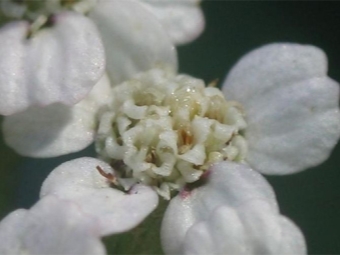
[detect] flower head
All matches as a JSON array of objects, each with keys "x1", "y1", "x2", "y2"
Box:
[
  {"x1": 95, "y1": 69, "x2": 247, "y2": 198},
  {"x1": 2, "y1": 43, "x2": 339, "y2": 254},
  {"x1": 5, "y1": 43, "x2": 339, "y2": 176}
]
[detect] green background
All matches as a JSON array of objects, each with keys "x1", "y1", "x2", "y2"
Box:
[{"x1": 1, "y1": 1, "x2": 340, "y2": 254}]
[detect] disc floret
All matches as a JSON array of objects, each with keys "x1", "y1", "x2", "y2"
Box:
[{"x1": 96, "y1": 69, "x2": 248, "y2": 199}]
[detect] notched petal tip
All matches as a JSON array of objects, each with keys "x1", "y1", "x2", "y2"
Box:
[
  {"x1": 40, "y1": 157, "x2": 159, "y2": 236},
  {"x1": 161, "y1": 161, "x2": 279, "y2": 255},
  {"x1": 222, "y1": 43, "x2": 340, "y2": 175},
  {"x1": 222, "y1": 43, "x2": 328, "y2": 105},
  {"x1": 0, "y1": 12, "x2": 105, "y2": 116},
  {"x1": 245, "y1": 77, "x2": 340, "y2": 175},
  {"x1": 0, "y1": 196, "x2": 106, "y2": 255},
  {"x1": 182, "y1": 201, "x2": 306, "y2": 255}
]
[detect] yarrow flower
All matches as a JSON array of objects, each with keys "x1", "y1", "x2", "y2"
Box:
[
  {"x1": 1, "y1": 43, "x2": 339, "y2": 254},
  {"x1": 0, "y1": 0, "x2": 204, "y2": 115}
]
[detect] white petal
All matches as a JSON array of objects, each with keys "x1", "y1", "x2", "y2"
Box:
[
  {"x1": 222, "y1": 43, "x2": 327, "y2": 106},
  {"x1": 246, "y1": 77, "x2": 340, "y2": 175},
  {"x1": 140, "y1": 0, "x2": 205, "y2": 45},
  {"x1": 0, "y1": 209, "x2": 28, "y2": 254},
  {"x1": 183, "y1": 201, "x2": 306, "y2": 255},
  {"x1": 161, "y1": 161, "x2": 278, "y2": 255},
  {"x1": 2, "y1": 74, "x2": 111, "y2": 157},
  {"x1": 0, "y1": 196, "x2": 106, "y2": 255},
  {"x1": 40, "y1": 157, "x2": 159, "y2": 236},
  {"x1": 222, "y1": 43, "x2": 340, "y2": 174},
  {"x1": 0, "y1": 12, "x2": 105, "y2": 116},
  {"x1": 88, "y1": 0, "x2": 177, "y2": 85}
]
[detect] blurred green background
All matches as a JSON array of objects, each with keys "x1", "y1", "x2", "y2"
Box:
[{"x1": 1, "y1": 1, "x2": 340, "y2": 254}]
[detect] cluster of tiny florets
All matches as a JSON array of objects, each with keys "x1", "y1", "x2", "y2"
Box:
[{"x1": 95, "y1": 69, "x2": 248, "y2": 199}]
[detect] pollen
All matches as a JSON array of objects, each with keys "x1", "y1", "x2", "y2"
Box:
[{"x1": 95, "y1": 69, "x2": 248, "y2": 199}]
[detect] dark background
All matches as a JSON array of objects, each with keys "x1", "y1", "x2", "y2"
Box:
[{"x1": 1, "y1": 1, "x2": 340, "y2": 254}]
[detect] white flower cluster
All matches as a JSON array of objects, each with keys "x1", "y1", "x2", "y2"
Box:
[
  {"x1": 0, "y1": 0, "x2": 339, "y2": 254},
  {"x1": 96, "y1": 69, "x2": 248, "y2": 198}
]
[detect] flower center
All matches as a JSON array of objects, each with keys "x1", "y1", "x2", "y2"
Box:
[{"x1": 95, "y1": 69, "x2": 248, "y2": 199}]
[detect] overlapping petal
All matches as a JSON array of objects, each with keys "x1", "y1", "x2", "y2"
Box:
[
  {"x1": 140, "y1": 0, "x2": 205, "y2": 45},
  {"x1": 2, "y1": 74, "x2": 111, "y2": 157},
  {"x1": 40, "y1": 157, "x2": 159, "y2": 236},
  {"x1": 222, "y1": 43, "x2": 340, "y2": 174},
  {"x1": 161, "y1": 161, "x2": 279, "y2": 255},
  {"x1": 0, "y1": 11, "x2": 105, "y2": 116},
  {"x1": 88, "y1": 0, "x2": 177, "y2": 85},
  {"x1": 182, "y1": 201, "x2": 306, "y2": 255},
  {"x1": 0, "y1": 196, "x2": 105, "y2": 255}
]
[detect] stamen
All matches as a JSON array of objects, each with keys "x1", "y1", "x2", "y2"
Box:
[
  {"x1": 208, "y1": 78, "x2": 219, "y2": 87},
  {"x1": 96, "y1": 166, "x2": 117, "y2": 185},
  {"x1": 178, "y1": 127, "x2": 193, "y2": 154}
]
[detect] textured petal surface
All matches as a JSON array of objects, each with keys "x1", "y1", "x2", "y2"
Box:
[
  {"x1": 0, "y1": 196, "x2": 105, "y2": 255},
  {"x1": 89, "y1": 0, "x2": 177, "y2": 85},
  {"x1": 0, "y1": 209, "x2": 27, "y2": 254},
  {"x1": 0, "y1": 12, "x2": 105, "y2": 116},
  {"x1": 161, "y1": 161, "x2": 278, "y2": 255},
  {"x1": 40, "y1": 157, "x2": 159, "y2": 236},
  {"x1": 222, "y1": 43, "x2": 340, "y2": 174},
  {"x1": 140, "y1": 0, "x2": 205, "y2": 45},
  {"x1": 2, "y1": 74, "x2": 111, "y2": 157},
  {"x1": 183, "y1": 201, "x2": 306, "y2": 255}
]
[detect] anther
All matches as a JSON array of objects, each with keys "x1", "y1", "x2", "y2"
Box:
[{"x1": 96, "y1": 166, "x2": 117, "y2": 184}]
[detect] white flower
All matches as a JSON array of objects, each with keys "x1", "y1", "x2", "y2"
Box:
[
  {"x1": 161, "y1": 162, "x2": 306, "y2": 254},
  {"x1": 0, "y1": 0, "x2": 204, "y2": 115},
  {"x1": 3, "y1": 43, "x2": 339, "y2": 254},
  {"x1": 0, "y1": 195, "x2": 106, "y2": 255},
  {"x1": 4, "y1": 43, "x2": 339, "y2": 174},
  {"x1": 38, "y1": 158, "x2": 306, "y2": 254}
]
